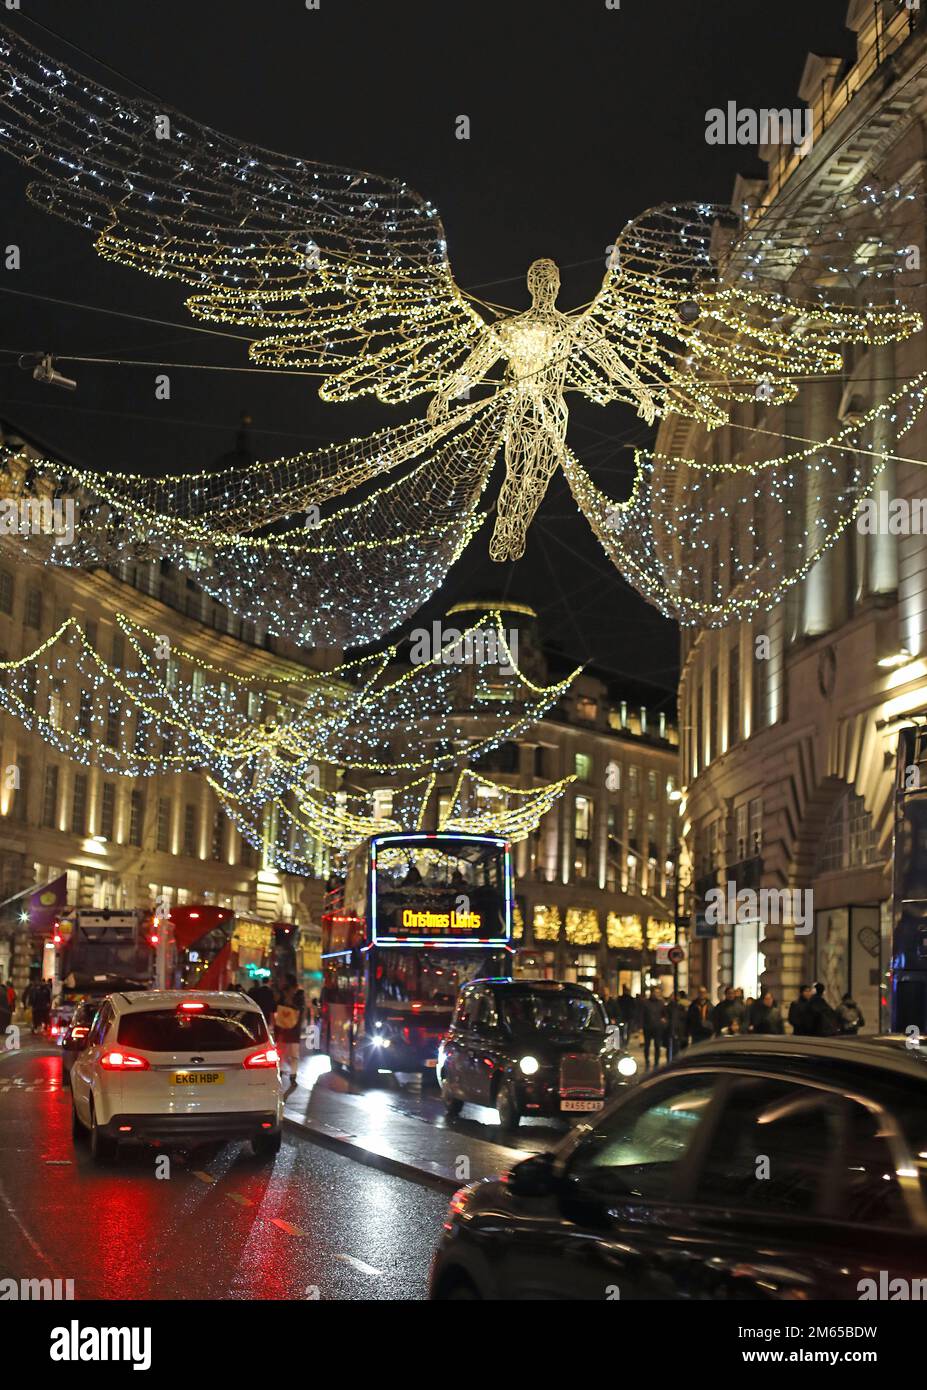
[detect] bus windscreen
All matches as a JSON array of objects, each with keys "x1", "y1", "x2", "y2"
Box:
[{"x1": 372, "y1": 838, "x2": 509, "y2": 944}]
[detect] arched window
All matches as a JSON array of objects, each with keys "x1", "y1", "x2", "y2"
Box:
[{"x1": 816, "y1": 790, "x2": 879, "y2": 874}]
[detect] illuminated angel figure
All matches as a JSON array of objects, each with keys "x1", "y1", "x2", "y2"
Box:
[
  {"x1": 427, "y1": 257, "x2": 657, "y2": 559},
  {"x1": 1, "y1": 25, "x2": 921, "y2": 587}
]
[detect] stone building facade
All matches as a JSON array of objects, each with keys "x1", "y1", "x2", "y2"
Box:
[{"x1": 667, "y1": 2, "x2": 927, "y2": 1030}]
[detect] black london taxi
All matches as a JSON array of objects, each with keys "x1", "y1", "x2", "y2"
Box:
[
  {"x1": 429, "y1": 1034, "x2": 927, "y2": 1300},
  {"x1": 435, "y1": 978, "x2": 638, "y2": 1129}
]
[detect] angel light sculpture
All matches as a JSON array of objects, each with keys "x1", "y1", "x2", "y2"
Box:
[{"x1": 0, "y1": 23, "x2": 922, "y2": 629}]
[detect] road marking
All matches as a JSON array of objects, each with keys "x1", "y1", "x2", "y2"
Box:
[
  {"x1": 336, "y1": 1253, "x2": 382, "y2": 1277},
  {"x1": 270, "y1": 1218, "x2": 308, "y2": 1237},
  {"x1": 226, "y1": 1193, "x2": 254, "y2": 1206},
  {"x1": 192, "y1": 1171, "x2": 216, "y2": 1185}
]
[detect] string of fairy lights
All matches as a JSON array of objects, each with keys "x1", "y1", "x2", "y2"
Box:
[
  {"x1": 1, "y1": 25, "x2": 924, "y2": 592},
  {"x1": 567, "y1": 370, "x2": 927, "y2": 627},
  {"x1": 0, "y1": 20, "x2": 925, "y2": 877},
  {"x1": 0, "y1": 606, "x2": 580, "y2": 859}
]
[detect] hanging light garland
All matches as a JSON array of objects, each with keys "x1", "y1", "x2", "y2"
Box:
[
  {"x1": 0, "y1": 604, "x2": 579, "y2": 859},
  {"x1": 0, "y1": 25, "x2": 921, "y2": 594}
]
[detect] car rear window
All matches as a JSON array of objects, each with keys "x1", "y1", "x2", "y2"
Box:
[{"x1": 117, "y1": 1007, "x2": 268, "y2": 1052}]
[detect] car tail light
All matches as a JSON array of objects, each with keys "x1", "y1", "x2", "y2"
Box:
[
  {"x1": 243, "y1": 1046, "x2": 280, "y2": 1070},
  {"x1": 443, "y1": 1185, "x2": 474, "y2": 1231},
  {"x1": 50, "y1": 1025, "x2": 59, "y2": 1037},
  {"x1": 178, "y1": 1001, "x2": 206, "y2": 1012},
  {"x1": 72, "y1": 1026, "x2": 89, "y2": 1039},
  {"x1": 99, "y1": 1049, "x2": 150, "y2": 1071}
]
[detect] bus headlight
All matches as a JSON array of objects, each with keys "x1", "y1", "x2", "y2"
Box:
[
  {"x1": 519, "y1": 1055, "x2": 540, "y2": 1076},
  {"x1": 617, "y1": 1055, "x2": 638, "y2": 1077}
]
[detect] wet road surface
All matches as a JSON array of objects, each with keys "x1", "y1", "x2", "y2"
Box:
[{"x1": 0, "y1": 1039, "x2": 450, "y2": 1300}]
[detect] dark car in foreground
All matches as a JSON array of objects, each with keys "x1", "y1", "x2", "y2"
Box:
[
  {"x1": 58, "y1": 999, "x2": 100, "y2": 1084},
  {"x1": 436, "y1": 978, "x2": 638, "y2": 1129},
  {"x1": 430, "y1": 1034, "x2": 927, "y2": 1299}
]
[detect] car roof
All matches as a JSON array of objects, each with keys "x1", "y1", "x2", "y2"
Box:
[
  {"x1": 465, "y1": 977, "x2": 597, "y2": 995},
  {"x1": 668, "y1": 1033, "x2": 927, "y2": 1089},
  {"x1": 110, "y1": 989, "x2": 259, "y2": 1014}
]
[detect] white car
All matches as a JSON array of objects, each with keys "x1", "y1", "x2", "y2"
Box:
[{"x1": 70, "y1": 990, "x2": 284, "y2": 1165}]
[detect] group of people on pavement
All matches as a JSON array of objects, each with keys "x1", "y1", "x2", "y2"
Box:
[
  {"x1": 605, "y1": 979, "x2": 865, "y2": 1069},
  {"x1": 0, "y1": 977, "x2": 54, "y2": 1035},
  {"x1": 244, "y1": 975, "x2": 320, "y2": 1091}
]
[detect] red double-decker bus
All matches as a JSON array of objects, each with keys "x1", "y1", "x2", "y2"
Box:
[{"x1": 321, "y1": 831, "x2": 514, "y2": 1078}]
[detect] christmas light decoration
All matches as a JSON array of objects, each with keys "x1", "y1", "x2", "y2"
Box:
[
  {"x1": 214, "y1": 765, "x2": 575, "y2": 866},
  {"x1": 0, "y1": 605, "x2": 577, "y2": 857},
  {"x1": 0, "y1": 25, "x2": 921, "y2": 584},
  {"x1": 568, "y1": 371, "x2": 927, "y2": 628}
]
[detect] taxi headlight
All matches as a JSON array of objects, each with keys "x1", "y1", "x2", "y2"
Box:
[
  {"x1": 617, "y1": 1055, "x2": 638, "y2": 1077},
  {"x1": 519, "y1": 1054, "x2": 540, "y2": 1076}
]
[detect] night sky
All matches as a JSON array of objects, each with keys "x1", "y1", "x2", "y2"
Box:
[{"x1": 0, "y1": 0, "x2": 854, "y2": 701}]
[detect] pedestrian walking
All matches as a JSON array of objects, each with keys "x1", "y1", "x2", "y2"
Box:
[
  {"x1": 667, "y1": 991, "x2": 688, "y2": 1055},
  {"x1": 687, "y1": 986, "x2": 713, "y2": 1044},
  {"x1": 31, "y1": 979, "x2": 51, "y2": 1035},
  {"x1": 808, "y1": 981, "x2": 841, "y2": 1036},
  {"x1": 249, "y1": 978, "x2": 277, "y2": 1028},
  {"x1": 641, "y1": 988, "x2": 667, "y2": 1069},
  {"x1": 274, "y1": 973, "x2": 305, "y2": 1090},
  {"x1": 837, "y1": 992, "x2": 865, "y2": 1035},
  {"x1": 712, "y1": 986, "x2": 744, "y2": 1035},
  {"x1": 788, "y1": 984, "x2": 815, "y2": 1036},
  {"x1": 748, "y1": 990, "x2": 784, "y2": 1034}
]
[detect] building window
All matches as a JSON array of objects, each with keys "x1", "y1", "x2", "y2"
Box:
[
  {"x1": 752, "y1": 640, "x2": 766, "y2": 733},
  {"x1": 112, "y1": 630, "x2": 124, "y2": 670},
  {"x1": 647, "y1": 769, "x2": 657, "y2": 801},
  {"x1": 157, "y1": 797, "x2": 171, "y2": 853},
  {"x1": 84, "y1": 619, "x2": 97, "y2": 650},
  {"x1": 815, "y1": 791, "x2": 877, "y2": 874},
  {"x1": 71, "y1": 773, "x2": 88, "y2": 836},
  {"x1": 728, "y1": 643, "x2": 740, "y2": 748},
  {"x1": 10, "y1": 758, "x2": 28, "y2": 823},
  {"x1": 105, "y1": 700, "x2": 121, "y2": 749},
  {"x1": 77, "y1": 690, "x2": 93, "y2": 740},
  {"x1": 574, "y1": 752, "x2": 593, "y2": 782},
  {"x1": 372, "y1": 788, "x2": 393, "y2": 822},
  {"x1": 183, "y1": 803, "x2": 197, "y2": 857},
  {"x1": 211, "y1": 808, "x2": 224, "y2": 861},
  {"x1": 192, "y1": 669, "x2": 205, "y2": 702},
  {"x1": 100, "y1": 782, "x2": 116, "y2": 841},
  {"x1": 134, "y1": 715, "x2": 149, "y2": 757},
  {"x1": 24, "y1": 586, "x2": 42, "y2": 629},
  {"x1": 129, "y1": 791, "x2": 144, "y2": 847},
  {"x1": 573, "y1": 795, "x2": 593, "y2": 879},
  {"x1": 748, "y1": 798, "x2": 763, "y2": 857},
  {"x1": 735, "y1": 802, "x2": 749, "y2": 861},
  {"x1": 0, "y1": 570, "x2": 12, "y2": 615},
  {"x1": 575, "y1": 696, "x2": 597, "y2": 722},
  {"x1": 709, "y1": 665, "x2": 719, "y2": 764},
  {"x1": 18, "y1": 669, "x2": 36, "y2": 711},
  {"x1": 694, "y1": 684, "x2": 703, "y2": 778},
  {"x1": 47, "y1": 683, "x2": 64, "y2": 731},
  {"x1": 628, "y1": 765, "x2": 639, "y2": 799},
  {"x1": 41, "y1": 764, "x2": 58, "y2": 829}
]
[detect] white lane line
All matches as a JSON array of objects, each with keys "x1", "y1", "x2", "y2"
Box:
[
  {"x1": 335, "y1": 1253, "x2": 382, "y2": 1277},
  {"x1": 0, "y1": 1176, "x2": 56, "y2": 1271}
]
